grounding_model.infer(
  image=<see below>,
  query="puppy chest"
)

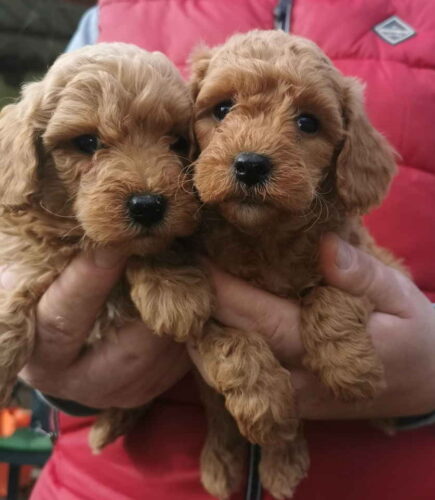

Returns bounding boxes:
[207,239,320,298]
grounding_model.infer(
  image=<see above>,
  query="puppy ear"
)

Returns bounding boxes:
[189,45,213,99]
[0,82,43,208]
[335,78,396,214]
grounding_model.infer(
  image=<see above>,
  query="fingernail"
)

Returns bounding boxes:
[93,248,126,269]
[336,239,353,269]
[0,267,15,290]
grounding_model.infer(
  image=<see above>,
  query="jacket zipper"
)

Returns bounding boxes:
[245,444,262,500]
[274,0,293,32]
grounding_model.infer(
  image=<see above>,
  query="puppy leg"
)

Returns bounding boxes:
[0,299,34,404]
[0,273,55,405]
[127,262,212,342]
[301,286,384,401]
[197,375,247,500]
[259,429,309,500]
[89,406,148,452]
[196,321,298,447]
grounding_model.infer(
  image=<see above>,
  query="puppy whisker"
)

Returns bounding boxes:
[301,193,329,233]
[39,201,76,219]
[61,223,83,239]
[175,169,193,196]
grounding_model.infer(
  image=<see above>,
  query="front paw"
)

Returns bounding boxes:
[134,289,210,342]
[199,325,299,446]
[226,366,299,446]
[260,434,310,499]
[301,286,385,402]
[304,349,385,401]
[129,266,212,342]
[200,438,245,500]
[89,407,146,453]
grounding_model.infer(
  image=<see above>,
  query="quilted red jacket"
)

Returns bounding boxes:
[32,1,435,499]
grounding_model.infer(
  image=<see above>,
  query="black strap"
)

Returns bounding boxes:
[274,0,293,32]
[245,444,262,500]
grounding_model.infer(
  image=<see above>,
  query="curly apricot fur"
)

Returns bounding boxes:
[190,30,403,499]
[0,43,211,451]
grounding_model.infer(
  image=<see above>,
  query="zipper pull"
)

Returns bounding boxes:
[274,0,292,32]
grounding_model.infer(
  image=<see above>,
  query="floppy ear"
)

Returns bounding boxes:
[0,81,43,208]
[188,45,213,100]
[335,78,396,214]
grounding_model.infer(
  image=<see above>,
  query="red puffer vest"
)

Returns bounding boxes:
[32,1,435,499]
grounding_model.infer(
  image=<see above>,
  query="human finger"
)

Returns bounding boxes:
[319,234,412,317]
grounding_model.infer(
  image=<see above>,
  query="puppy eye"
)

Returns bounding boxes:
[170,136,190,156]
[296,114,319,134]
[213,100,234,121]
[72,134,102,154]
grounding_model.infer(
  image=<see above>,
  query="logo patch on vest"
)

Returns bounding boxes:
[373,15,416,45]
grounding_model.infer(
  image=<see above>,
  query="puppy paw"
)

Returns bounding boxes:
[226,366,299,446]
[89,425,110,454]
[198,376,247,500]
[89,413,119,453]
[200,441,245,500]
[314,356,385,401]
[302,286,385,402]
[89,407,147,453]
[141,291,210,342]
[199,324,299,447]
[128,264,212,342]
[260,435,309,500]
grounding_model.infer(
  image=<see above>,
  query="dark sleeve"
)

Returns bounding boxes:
[394,411,435,430]
[38,392,101,417]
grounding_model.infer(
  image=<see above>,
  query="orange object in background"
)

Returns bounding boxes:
[0,408,33,495]
[0,408,31,438]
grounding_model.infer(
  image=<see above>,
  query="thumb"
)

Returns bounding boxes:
[33,248,127,367]
[319,234,411,317]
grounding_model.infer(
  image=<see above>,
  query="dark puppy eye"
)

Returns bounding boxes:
[170,136,190,156]
[213,100,234,121]
[296,114,319,134]
[72,134,102,154]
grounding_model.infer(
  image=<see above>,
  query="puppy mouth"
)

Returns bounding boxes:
[132,224,170,242]
[227,192,269,207]
[132,226,155,238]
[224,197,272,210]
[218,198,276,228]
[239,197,263,206]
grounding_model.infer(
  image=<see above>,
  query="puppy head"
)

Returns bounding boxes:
[190,30,396,229]
[0,43,198,254]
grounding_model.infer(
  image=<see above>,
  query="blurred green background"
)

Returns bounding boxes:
[0,0,94,107]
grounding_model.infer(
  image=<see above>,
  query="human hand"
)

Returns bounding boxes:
[4,251,190,409]
[190,234,435,419]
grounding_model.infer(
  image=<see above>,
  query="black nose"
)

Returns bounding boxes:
[233,153,272,186]
[127,194,167,227]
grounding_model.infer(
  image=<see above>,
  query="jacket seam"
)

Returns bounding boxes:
[332,55,435,73]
